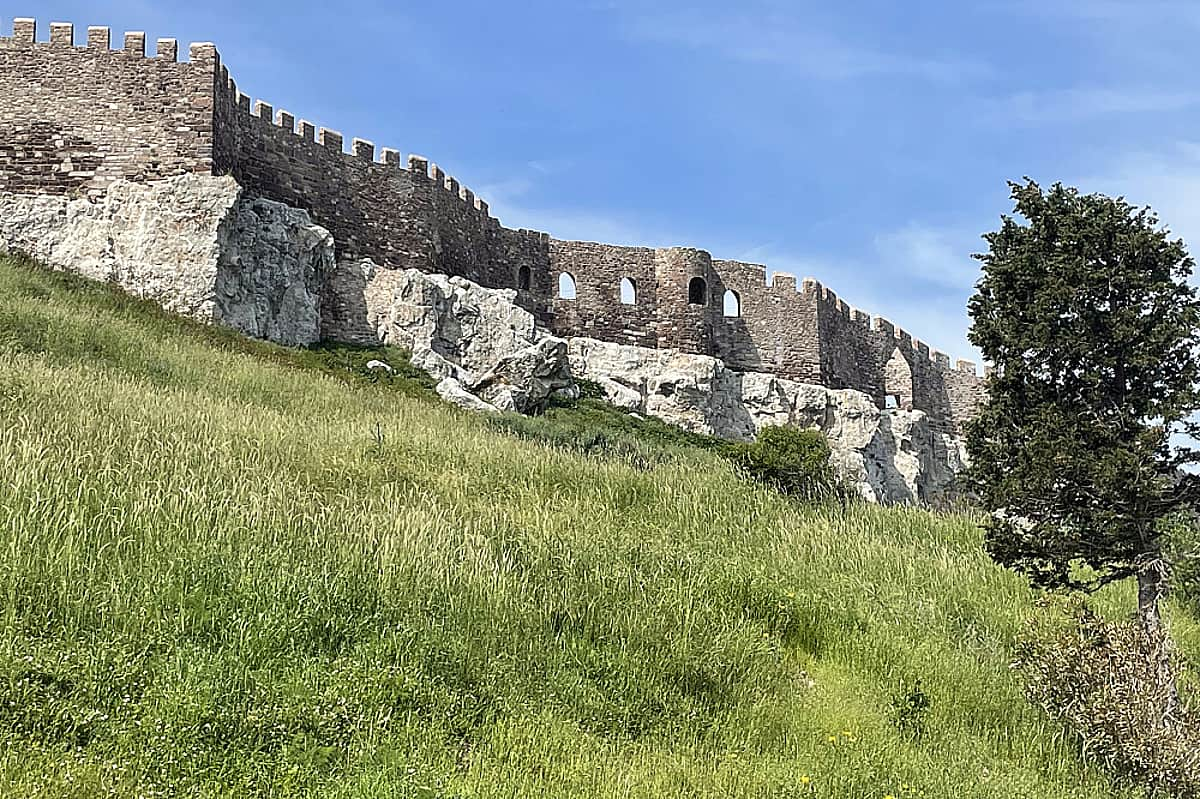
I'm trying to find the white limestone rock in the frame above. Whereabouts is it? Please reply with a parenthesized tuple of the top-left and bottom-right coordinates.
(0, 176, 330, 346)
(436, 377, 500, 414)
(322, 261, 574, 414)
(568, 337, 967, 504)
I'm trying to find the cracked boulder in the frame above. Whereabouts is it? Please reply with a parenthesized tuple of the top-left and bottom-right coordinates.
(0, 175, 330, 346)
(322, 261, 574, 414)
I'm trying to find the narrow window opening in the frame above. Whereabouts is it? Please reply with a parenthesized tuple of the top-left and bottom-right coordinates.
(884, 348, 914, 410)
(517, 265, 531, 291)
(620, 277, 637, 305)
(688, 277, 707, 305)
(723, 289, 741, 317)
(558, 272, 577, 300)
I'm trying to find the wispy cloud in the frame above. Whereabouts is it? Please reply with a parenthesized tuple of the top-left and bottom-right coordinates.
(990, 88, 1200, 125)
(616, 8, 988, 83)
(873, 225, 981, 291)
(1013, 0, 1200, 26)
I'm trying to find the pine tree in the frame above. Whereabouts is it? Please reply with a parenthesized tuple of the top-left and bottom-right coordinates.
(967, 180, 1200, 710)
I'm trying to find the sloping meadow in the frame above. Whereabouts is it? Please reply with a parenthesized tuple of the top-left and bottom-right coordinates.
(0, 256, 1179, 797)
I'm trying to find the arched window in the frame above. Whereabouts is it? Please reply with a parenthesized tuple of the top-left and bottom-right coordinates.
(688, 277, 707, 305)
(723, 289, 741, 317)
(620, 277, 637, 305)
(558, 272, 577, 300)
(517, 265, 531, 291)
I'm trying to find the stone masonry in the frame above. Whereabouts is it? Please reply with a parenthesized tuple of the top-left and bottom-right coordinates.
(0, 17, 986, 432)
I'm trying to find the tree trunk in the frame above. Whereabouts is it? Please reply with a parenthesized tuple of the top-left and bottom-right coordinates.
(1136, 556, 1181, 720)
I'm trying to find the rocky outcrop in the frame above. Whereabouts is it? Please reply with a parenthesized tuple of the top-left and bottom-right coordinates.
(568, 337, 966, 503)
(0, 175, 330, 346)
(322, 261, 574, 414)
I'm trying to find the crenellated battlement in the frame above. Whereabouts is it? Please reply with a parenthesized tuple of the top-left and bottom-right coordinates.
(8, 19, 207, 63)
(0, 15, 985, 431)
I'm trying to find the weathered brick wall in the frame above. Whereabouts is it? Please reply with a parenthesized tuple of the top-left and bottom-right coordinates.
(0, 21, 217, 197)
(544, 244, 826, 384)
(0, 16, 984, 430)
(712, 262, 822, 382)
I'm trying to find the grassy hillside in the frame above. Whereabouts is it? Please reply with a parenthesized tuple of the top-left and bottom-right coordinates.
(0, 255, 1194, 798)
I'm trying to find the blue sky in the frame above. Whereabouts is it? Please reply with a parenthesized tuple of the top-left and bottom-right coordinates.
(12, 0, 1200, 362)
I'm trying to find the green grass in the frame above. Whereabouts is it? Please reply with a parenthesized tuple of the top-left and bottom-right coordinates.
(0, 255, 1195, 797)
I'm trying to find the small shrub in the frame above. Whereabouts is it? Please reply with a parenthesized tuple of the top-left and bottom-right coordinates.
(890, 679, 931, 740)
(1015, 599, 1200, 798)
(725, 426, 838, 500)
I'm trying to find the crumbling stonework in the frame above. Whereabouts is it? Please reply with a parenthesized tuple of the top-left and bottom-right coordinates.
(0, 16, 986, 432)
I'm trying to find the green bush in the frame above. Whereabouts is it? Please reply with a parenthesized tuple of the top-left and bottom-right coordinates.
(725, 426, 838, 500)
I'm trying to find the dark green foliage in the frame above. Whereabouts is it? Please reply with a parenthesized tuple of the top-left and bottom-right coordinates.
(1016, 601, 1200, 797)
(727, 426, 839, 500)
(890, 680, 931, 740)
(573, 378, 607, 400)
(967, 180, 1200, 593)
(1166, 517, 1200, 616)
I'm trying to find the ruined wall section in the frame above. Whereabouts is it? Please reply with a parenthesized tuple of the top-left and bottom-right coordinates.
(544, 242, 827, 385)
(0, 21, 217, 196)
(808, 283, 981, 432)
(711, 261, 822, 383)
(548, 240, 660, 348)
(210, 59, 553, 321)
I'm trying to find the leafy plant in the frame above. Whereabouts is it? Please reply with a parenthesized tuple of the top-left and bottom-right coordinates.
(889, 679, 931, 741)
(726, 425, 839, 500)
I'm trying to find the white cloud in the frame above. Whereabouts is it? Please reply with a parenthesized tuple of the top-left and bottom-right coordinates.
(475, 179, 683, 247)
(873, 224, 980, 291)
(1014, 0, 1200, 27)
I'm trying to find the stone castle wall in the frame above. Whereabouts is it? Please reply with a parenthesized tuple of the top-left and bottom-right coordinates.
(0, 22, 217, 195)
(0, 17, 985, 431)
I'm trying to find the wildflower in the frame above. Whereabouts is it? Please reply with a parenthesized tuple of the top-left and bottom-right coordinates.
(799, 775, 812, 786)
